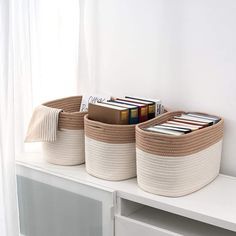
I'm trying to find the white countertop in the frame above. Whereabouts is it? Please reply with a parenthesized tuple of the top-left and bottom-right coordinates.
(16, 153, 236, 232)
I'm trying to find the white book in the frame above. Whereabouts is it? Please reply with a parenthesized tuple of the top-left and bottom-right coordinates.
(166, 121, 202, 130)
(186, 113, 220, 124)
(103, 101, 137, 109)
(145, 127, 184, 136)
(91, 102, 127, 110)
(80, 94, 111, 112)
(176, 114, 214, 124)
(155, 124, 191, 133)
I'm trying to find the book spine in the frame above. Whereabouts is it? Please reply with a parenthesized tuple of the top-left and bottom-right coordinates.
(139, 106, 148, 122)
(129, 108, 139, 124)
(148, 104, 155, 119)
(120, 110, 129, 125)
(156, 103, 163, 116)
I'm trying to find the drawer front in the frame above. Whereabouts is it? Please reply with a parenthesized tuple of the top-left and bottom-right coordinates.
(17, 165, 114, 236)
(115, 216, 180, 236)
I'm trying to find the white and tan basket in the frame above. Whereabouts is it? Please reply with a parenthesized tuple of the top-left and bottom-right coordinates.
(42, 96, 87, 165)
(84, 114, 136, 181)
(136, 111, 224, 197)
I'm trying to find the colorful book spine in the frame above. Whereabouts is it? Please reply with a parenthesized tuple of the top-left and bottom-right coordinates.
(125, 96, 162, 116)
(111, 99, 148, 123)
(147, 104, 155, 119)
(129, 108, 139, 124)
(103, 101, 139, 124)
(139, 106, 148, 123)
(122, 97, 155, 119)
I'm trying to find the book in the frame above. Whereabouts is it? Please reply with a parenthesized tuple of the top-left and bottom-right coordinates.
(102, 101, 139, 124)
(143, 111, 219, 136)
(186, 112, 220, 124)
(124, 96, 157, 118)
(111, 98, 148, 123)
(155, 124, 192, 134)
(80, 94, 111, 112)
(88, 102, 129, 125)
(173, 114, 214, 126)
(171, 118, 209, 127)
(163, 121, 202, 131)
(125, 96, 162, 116)
(145, 127, 185, 136)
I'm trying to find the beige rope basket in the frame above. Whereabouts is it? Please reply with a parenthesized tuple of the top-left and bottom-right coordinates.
(84, 114, 136, 181)
(136, 111, 224, 197)
(42, 96, 87, 165)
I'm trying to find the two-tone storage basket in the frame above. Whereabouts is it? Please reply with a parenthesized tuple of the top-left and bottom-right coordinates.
(84, 115, 136, 180)
(42, 96, 87, 165)
(136, 111, 224, 197)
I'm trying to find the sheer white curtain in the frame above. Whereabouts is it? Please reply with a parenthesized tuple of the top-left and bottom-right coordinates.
(0, 0, 28, 234)
(0, 0, 81, 235)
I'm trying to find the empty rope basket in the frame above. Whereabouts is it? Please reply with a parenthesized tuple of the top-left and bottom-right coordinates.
(84, 114, 136, 181)
(42, 96, 87, 165)
(136, 111, 224, 197)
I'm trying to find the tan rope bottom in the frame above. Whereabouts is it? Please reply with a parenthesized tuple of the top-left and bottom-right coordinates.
(84, 114, 136, 144)
(43, 96, 87, 130)
(136, 111, 224, 156)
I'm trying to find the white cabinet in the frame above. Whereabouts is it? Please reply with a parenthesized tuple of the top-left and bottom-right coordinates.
(16, 165, 115, 236)
(16, 154, 236, 236)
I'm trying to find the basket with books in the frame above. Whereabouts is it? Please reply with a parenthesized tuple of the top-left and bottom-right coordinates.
(136, 111, 224, 197)
(84, 96, 163, 181)
(25, 96, 87, 165)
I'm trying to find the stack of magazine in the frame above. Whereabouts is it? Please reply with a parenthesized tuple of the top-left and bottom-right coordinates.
(88, 96, 163, 125)
(145, 113, 220, 136)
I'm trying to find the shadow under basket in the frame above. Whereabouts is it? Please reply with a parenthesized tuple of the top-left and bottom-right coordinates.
(42, 96, 87, 166)
(136, 111, 224, 197)
(84, 114, 136, 181)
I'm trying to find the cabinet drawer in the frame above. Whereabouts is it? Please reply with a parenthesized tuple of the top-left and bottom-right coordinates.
(115, 215, 178, 236)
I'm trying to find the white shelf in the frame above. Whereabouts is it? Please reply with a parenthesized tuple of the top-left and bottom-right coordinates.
(118, 203, 236, 236)
(16, 153, 236, 232)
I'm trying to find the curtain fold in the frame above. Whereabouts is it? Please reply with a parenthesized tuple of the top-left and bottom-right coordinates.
(0, 0, 22, 234)
(78, 0, 98, 94)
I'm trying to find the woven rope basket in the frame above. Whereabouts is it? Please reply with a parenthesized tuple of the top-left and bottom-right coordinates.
(136, 111, 224, 197)
(84, 114, 136, 181)
(42, 96, 87, 165)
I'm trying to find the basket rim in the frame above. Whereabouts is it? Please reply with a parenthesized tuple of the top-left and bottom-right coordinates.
(43, 95, 87, 115)
(60, 111, 88, 115)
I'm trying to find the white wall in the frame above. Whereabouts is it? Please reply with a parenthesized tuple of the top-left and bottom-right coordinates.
(81, 0, 236, 176)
